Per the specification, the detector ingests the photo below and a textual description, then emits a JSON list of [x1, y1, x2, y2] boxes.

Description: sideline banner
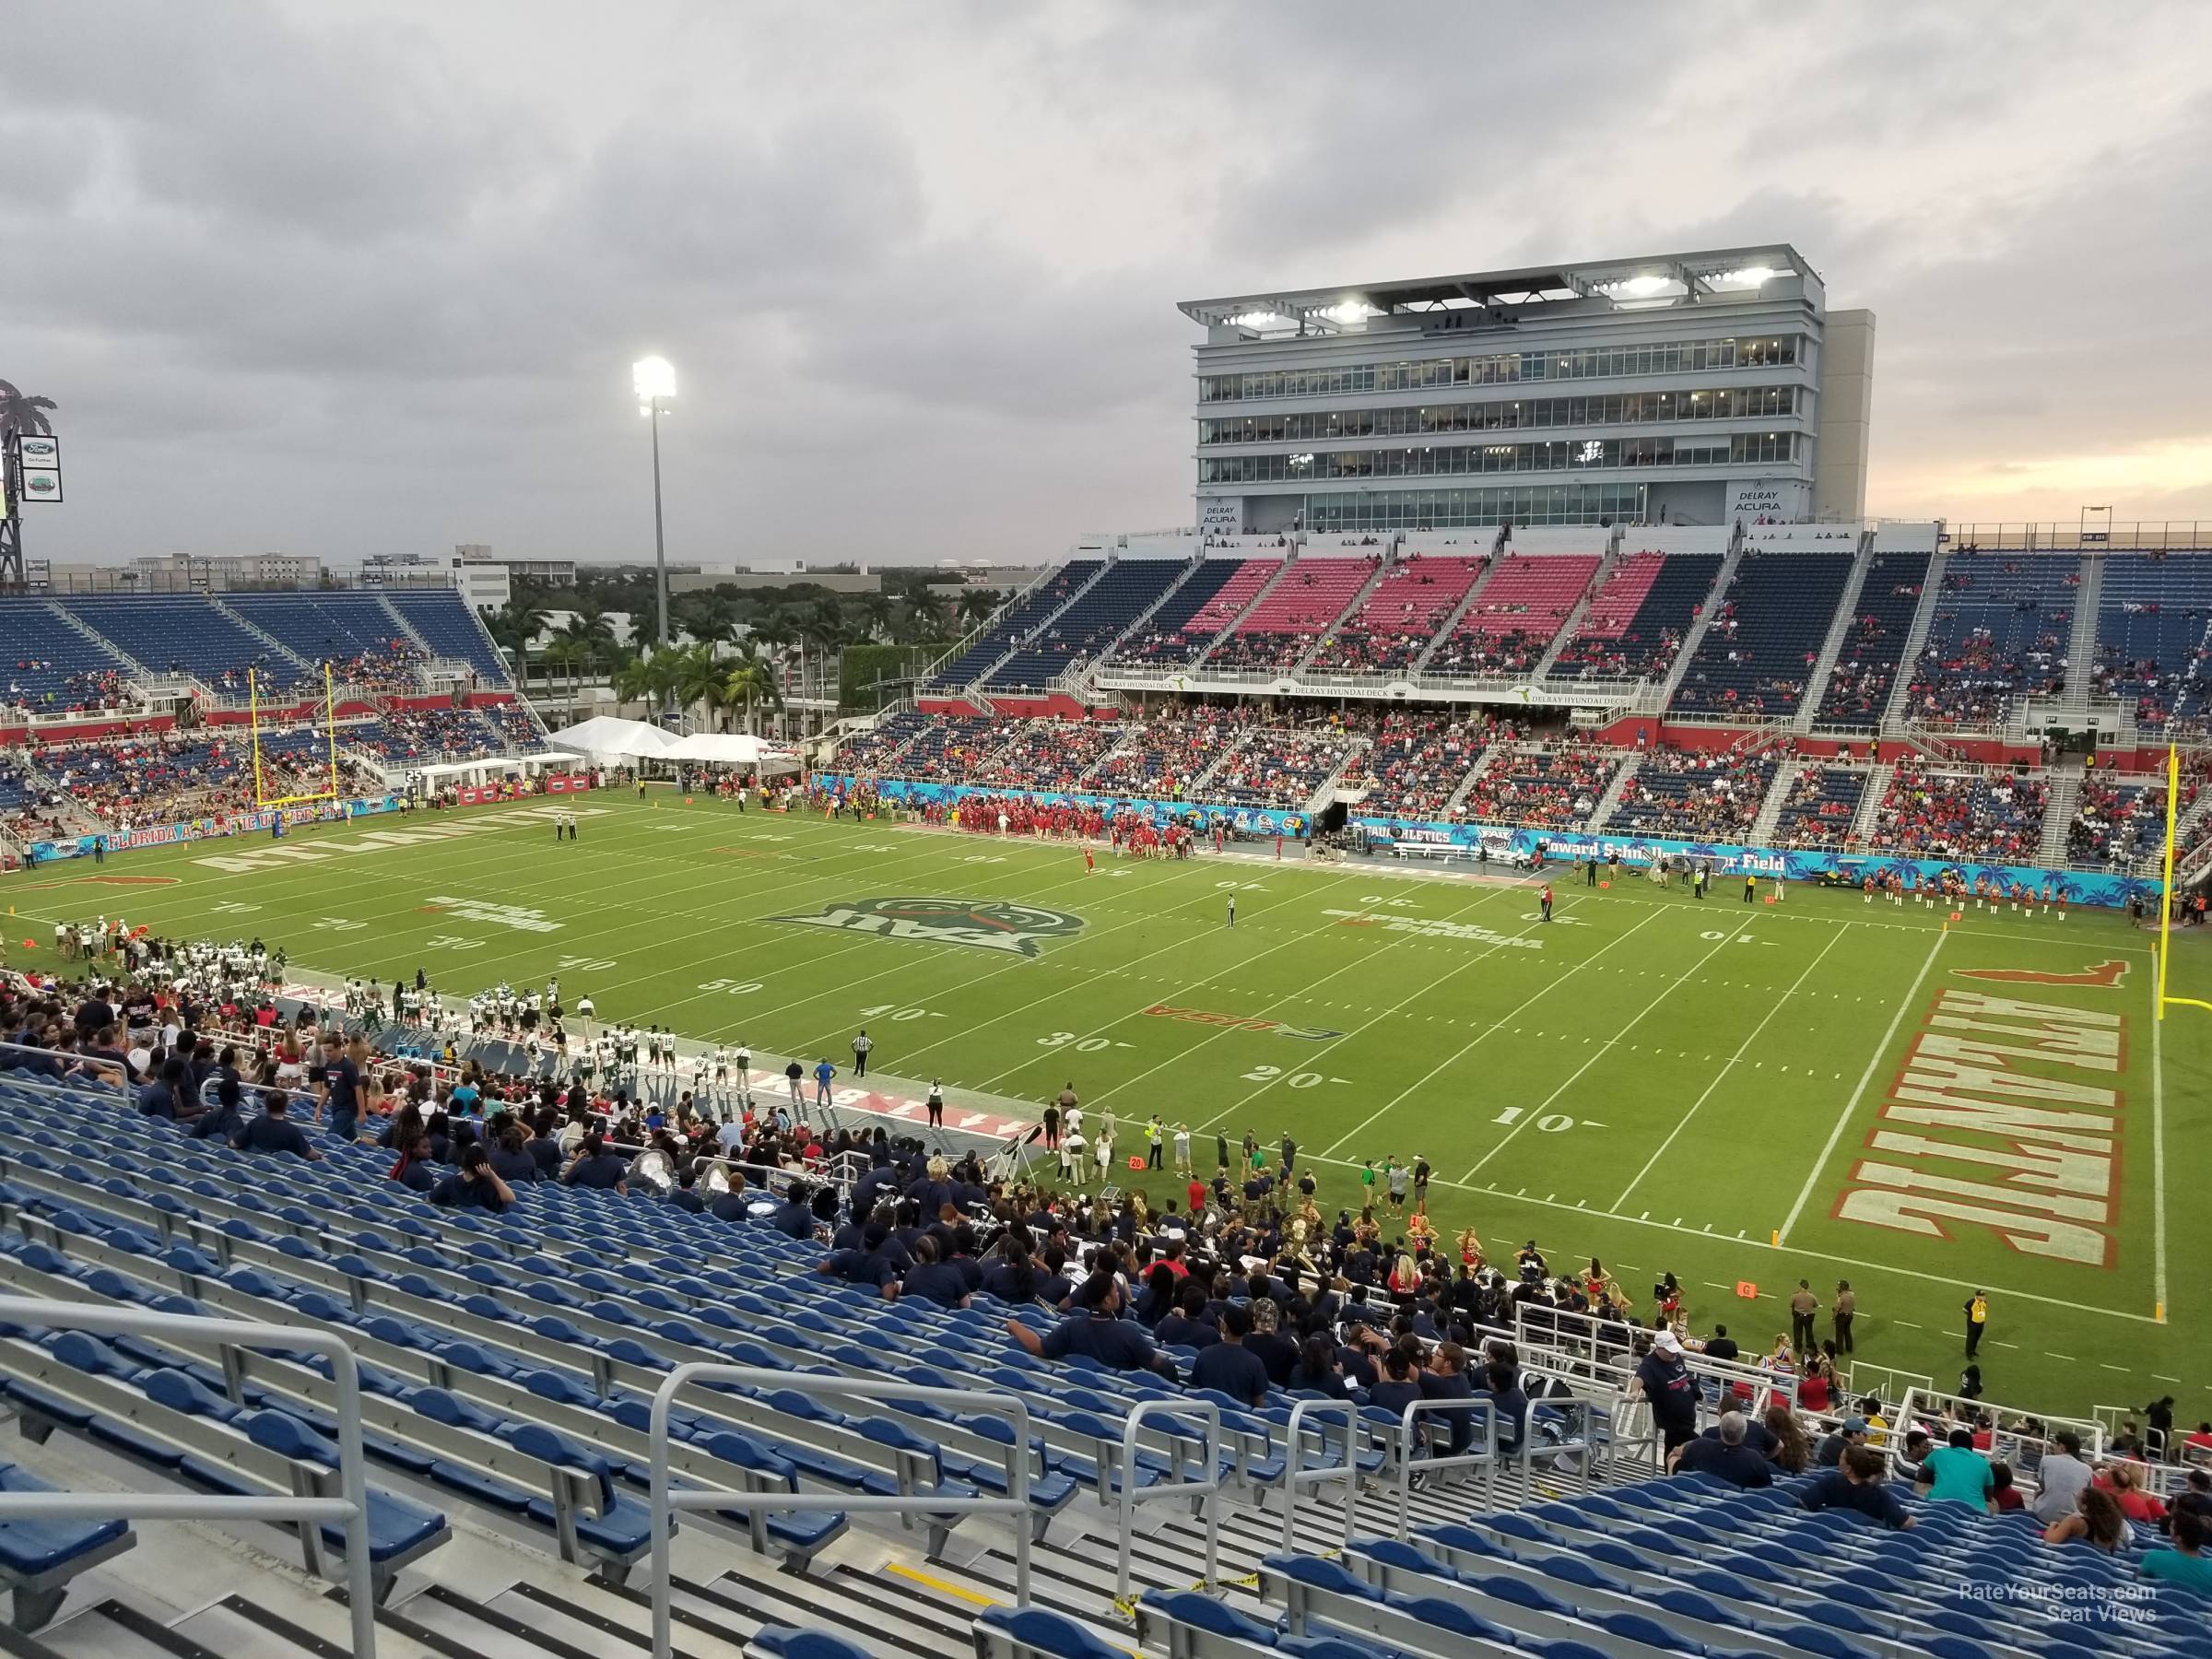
[[826, 775, 1309, 839], [1352, 816, 2158, 910], [29, 794, 402, 864], [820, 773, 2151, 911]]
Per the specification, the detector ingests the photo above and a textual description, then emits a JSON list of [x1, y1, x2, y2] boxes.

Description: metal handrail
[[1114, 1399, 1221, 1605], [0, 1295, 376, 1659], [1277, 1398, 1361, 1554], [648, 1366, 1032, 1659], [1392, 1397, 1497, 1539]]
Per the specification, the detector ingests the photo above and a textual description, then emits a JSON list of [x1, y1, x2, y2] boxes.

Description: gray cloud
[[2, 0, 2209, 570]]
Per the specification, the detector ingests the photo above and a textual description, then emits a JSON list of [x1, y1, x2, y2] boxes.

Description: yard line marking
[[1314, 903, 1665, 1160], [886, 866, 1384, 1079], [1143, 879, 1546, 1127], [1775, 928, 1946, 1247], [1893, 1320, 1922, 1329], [1612, 924, 1850, 1209], [2149, 966, 2169, 1322], [1463, 921, 1740, 1182], [2099, 1363, 2129, 1372]]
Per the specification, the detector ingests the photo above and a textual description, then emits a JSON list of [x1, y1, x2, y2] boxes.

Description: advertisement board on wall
[[1726, 477, 1806, 524], [1197, 497, 1242, 536]]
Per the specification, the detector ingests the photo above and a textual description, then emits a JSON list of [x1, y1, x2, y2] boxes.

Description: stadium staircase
[[208, 600, 318, 688], [373, 595, 439, 663], [2041, 552, 2108, 732], [1585, 754, 1641, 832], [1287, 558, 1394, 677], [1183, 557, 1302, 674], [918, 563, 1099, 694], [1300, 737, 1373, 817], [1529, 533, 1624, 682], [1650, 542, 1744, 709], [1790, 531, 1877, 735], [2035, 758, 2085, 868], [961, 562, 1112, 694], [1441, 741, 1509, 818], [1876, 548, 1950, 740], [1049, 557, 1209, 703], [1746, 763, 1800, 846], [1847, 761, 1895, 844], [1405, 556, 1508, 680], [44, 603, 145, 677]]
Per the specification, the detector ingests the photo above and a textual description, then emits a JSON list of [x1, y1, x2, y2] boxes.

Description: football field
[[18, 791, 2208, 1418]]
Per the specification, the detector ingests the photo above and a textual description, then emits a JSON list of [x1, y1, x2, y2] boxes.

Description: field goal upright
[[248, 662, 343, 809]]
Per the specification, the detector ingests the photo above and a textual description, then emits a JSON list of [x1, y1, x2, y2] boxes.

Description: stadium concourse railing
[[647, 1367, 1035, 1659], [1113, 1399, 1222, 1606], [0, 1296, 380, 1659], [1277, 1398, 1361, 1553]]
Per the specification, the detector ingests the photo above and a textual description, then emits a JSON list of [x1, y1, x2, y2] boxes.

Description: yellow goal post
[[248, 662, 343, 808], [2156, 742, 2211, 1018]]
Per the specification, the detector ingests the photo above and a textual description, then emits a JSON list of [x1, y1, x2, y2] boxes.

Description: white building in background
[[1181, 244, 1871, 535]]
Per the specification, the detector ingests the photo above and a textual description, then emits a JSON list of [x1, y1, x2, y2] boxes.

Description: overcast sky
[[6, 0, 2211, 569]]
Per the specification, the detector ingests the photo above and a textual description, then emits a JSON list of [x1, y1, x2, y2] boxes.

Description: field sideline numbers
[[1699, 931, 1759, 944], [1038, 1030, 1115, 1053], [859, 1004, 936, 1022], [1241, 1065, 1344, 1089], [697, 978, 764, 994], [1491, 1106, 1578, 1133]]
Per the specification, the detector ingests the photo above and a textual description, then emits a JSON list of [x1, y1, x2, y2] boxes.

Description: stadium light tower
[[632, 356, 677, 647]]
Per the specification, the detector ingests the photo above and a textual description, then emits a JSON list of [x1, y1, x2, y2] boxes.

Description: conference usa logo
[[771, 896, 1086, 958]]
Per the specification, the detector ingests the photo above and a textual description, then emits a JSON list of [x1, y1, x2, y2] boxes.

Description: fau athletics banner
[[826, 774, 2153, 911], [1352, 817, 2159, 911]]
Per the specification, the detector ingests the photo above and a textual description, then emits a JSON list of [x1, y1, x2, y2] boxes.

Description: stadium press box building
[[1182, 243, 1873, 535]]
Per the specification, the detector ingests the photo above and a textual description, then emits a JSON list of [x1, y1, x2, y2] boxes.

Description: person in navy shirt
[[1671, 1410, 1772, 1488], [318, 1039, 364, 1143], [1189, 1304, 1270, 1406], [190, 1077, 244, 1142], [561, 1133, 629, 1192], [890, 1235, 971, 1309], [767, 1181, 820, 1239], [1006, 1273, 1175, 1380], [430, 1146, 515, 1214], [231, 1093, 320, 1160]]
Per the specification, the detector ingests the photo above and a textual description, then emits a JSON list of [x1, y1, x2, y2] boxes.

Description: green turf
[[18, 791, 2207, 1420]]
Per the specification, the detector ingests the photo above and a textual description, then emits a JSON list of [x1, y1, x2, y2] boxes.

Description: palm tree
[[539, 638, 582, 696], [550, 607, 618, 687], [858, 592, 895, 642], [0, 380, 57, 441], [957, 586, 1000, 630], [671, 643, 731, 729], [724, 655, 784, 735], [485, 599, 547, 688], [610, 652, 661, 717]]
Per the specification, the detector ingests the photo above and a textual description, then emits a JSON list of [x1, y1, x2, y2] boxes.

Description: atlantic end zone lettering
[[771, 896, 1084, 958], [1832, 987, 2126, 1267], [191, 805, 611, 873]]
